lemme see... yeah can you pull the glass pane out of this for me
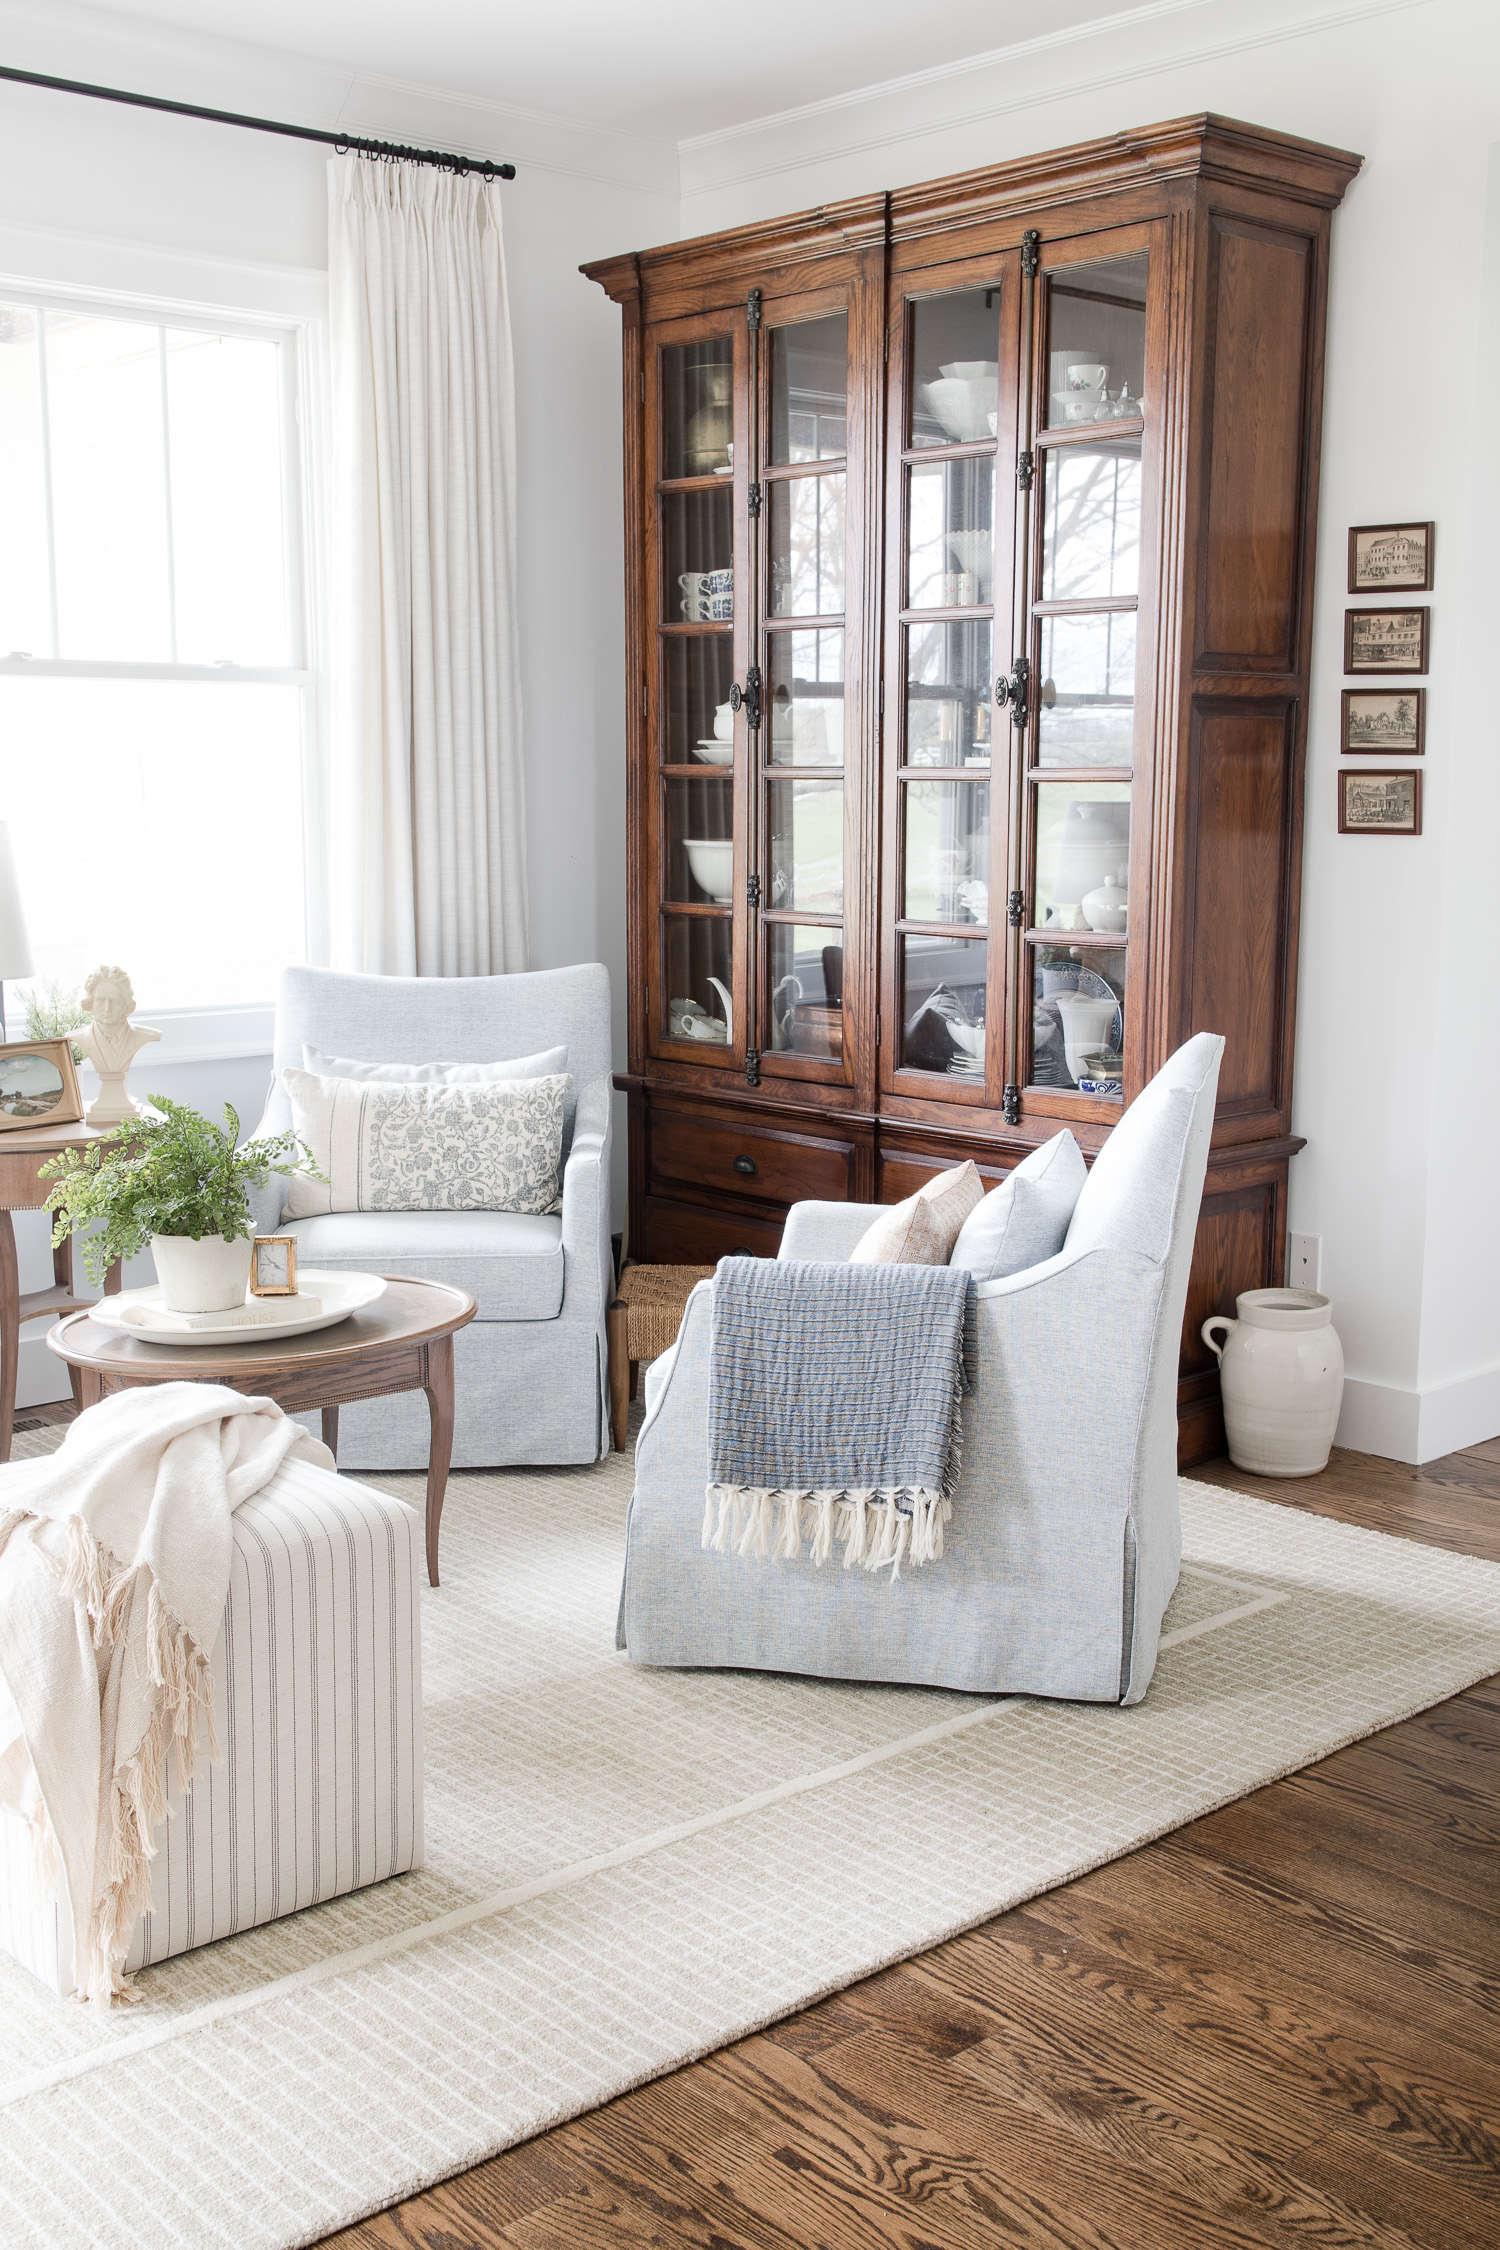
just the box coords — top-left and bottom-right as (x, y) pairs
(662, 488), (734, 622)
(661, 338), (734, 479)
(905, 619), (993, 768)
(907, 456), (994, 610)
(1040, 441), (1141, 602)
(769, 474), (845, 617)
(663, 917), (733, 1048)
(901, 935), (987, 1079)
(0, 307), (51, 658)
(910, 287), (1001, 449)
(1032, 946), (1126, 1099)
(664, 780), (734, 905)
(0, 677), (304, 1006)
(1037, 612), (1137, 768)
(767, 628), (843, 766)
(664, 634), (736, 766)
(1033, 782), (1130, 931)
(769, 925), (844, 1059)
(903, 780), (990, 924)
(1045, 250), (1148, 430)
(768, 778), (843, 914)
(770, 313), (847, 465)
(166, 331), (288, 665)
(45, 311), (171, 660)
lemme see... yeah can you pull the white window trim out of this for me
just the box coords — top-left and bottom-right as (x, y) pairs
(0, 243), (331, 1031)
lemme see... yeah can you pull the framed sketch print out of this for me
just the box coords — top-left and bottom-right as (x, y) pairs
(1348, 520), (1434, 593)
(1340, 688), (1424, 756)
(1338, 769), (1422, 835)
(250, 1235), (299, 1296)
(0, 1039), (84, 1132)
(1344, 606), (1429, 674)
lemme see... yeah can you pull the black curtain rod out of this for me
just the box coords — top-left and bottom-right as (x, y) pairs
(0, 63), (516, 178)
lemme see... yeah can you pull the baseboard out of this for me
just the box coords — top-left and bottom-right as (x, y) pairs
(1336, 1366), (1500, 1465)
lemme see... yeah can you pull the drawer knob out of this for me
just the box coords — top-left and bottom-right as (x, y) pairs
(732, 1154), (758, 1176)
(731, 1244), (752, 1257)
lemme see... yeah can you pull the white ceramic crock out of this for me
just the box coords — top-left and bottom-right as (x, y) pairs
(1202, 1287), (1344, 1479)
(150, 1232), (254, 1314)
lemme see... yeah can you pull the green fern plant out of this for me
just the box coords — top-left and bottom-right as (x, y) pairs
(41, 1098), (322, 1288)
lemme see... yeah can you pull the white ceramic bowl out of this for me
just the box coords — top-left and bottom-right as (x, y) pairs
(682, 838), (733, 901)
(939, 361), (998, 382)
(920, 379), (995, 442)
(693, 739), (734, 767)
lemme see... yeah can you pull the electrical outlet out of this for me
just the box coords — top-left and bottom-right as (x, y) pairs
(1288, 1233), (1321, 1290)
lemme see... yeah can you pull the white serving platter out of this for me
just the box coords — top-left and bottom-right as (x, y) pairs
(89, 1271), (387, 1347)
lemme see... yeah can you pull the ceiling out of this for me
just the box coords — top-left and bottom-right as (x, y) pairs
(68, 0), (1159, 141)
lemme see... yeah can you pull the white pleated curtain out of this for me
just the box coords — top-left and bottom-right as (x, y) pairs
(327, 154), (527, 975)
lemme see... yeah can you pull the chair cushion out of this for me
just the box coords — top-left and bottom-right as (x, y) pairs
(848, 1161), (983, 1265)
(283, 1210), (565, 1322)
(950, 1130), (1087, 1281)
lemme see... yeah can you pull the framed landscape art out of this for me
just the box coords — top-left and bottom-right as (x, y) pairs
(1341, 688), (1424, 755)
(1348, 520), (1434, 593)
(1338, 769), (1422, 835)
(1344, 606), (1429, 674)
(0, 1039), (84, 1132)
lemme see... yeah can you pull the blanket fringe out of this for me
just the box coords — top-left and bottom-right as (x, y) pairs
(703, 1482), (947, 1580)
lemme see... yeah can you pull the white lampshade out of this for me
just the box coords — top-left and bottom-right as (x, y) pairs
(0, 823), (35, 981)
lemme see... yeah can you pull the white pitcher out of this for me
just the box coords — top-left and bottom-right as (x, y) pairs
(1202, 1288), (1344, 1478)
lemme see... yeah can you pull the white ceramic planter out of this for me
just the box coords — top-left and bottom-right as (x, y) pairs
(1202, 1287), (1344, 1479)
(150, 1232), (254, 1314)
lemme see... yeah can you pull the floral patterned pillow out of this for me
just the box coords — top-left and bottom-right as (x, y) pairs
(281, 1068), (572, 1218)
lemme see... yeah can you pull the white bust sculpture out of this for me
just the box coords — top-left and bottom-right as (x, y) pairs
(77, 965), (161, 1126)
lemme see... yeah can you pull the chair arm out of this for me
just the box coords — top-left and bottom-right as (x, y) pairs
(777, 1201), (882, 1263)
(636, 1279), (712, 1454)
(559, 1081), (613, 1324)
(241, 1087), (291, 1236)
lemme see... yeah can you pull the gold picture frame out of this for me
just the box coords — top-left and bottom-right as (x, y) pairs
(0, 1038), (84, 1133)
(249, 1235), (299, 1297)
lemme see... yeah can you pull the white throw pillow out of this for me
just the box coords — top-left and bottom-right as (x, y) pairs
(281, 1068), (572, 1219)
(949, 1130), (1087, 1281)
(848, 1161), (984, 1266)
(302, 1041), (567, 1085)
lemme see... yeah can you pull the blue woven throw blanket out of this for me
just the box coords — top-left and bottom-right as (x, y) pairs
(705, 1257), (974, 1578)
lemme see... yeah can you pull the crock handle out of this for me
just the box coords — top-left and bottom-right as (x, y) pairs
(1201, 1315), (1237, 1361)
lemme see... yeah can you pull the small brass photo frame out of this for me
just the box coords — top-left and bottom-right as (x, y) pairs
(0, 1038), (85, 1132)
(250, 1235), (298, 1297)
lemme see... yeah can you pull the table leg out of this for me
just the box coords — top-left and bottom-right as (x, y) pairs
(0, 1211), (17, 1465)
(421, 1331), (456, 1587)
(79, 1368), (105, 1412)
(51, 1232), (83, 1411)
(321, 1405), (340, 1459)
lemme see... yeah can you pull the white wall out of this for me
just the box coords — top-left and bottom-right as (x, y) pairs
(672, 0), (1500, 1463)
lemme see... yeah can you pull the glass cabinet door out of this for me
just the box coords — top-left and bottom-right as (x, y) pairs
(650, 326), (745, 1060)
(884, 274), (1014, 1100)
(1022, 240), (1150, 1107)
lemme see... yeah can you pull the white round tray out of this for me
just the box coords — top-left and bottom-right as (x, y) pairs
(89, 1271), (388, 1347)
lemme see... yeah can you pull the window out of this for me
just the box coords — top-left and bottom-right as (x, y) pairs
(0, 292), (316, 1013)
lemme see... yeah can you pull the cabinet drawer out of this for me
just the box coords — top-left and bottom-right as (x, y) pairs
(643, 1197), (784, 1264)
(650, 1114), (852, 1207)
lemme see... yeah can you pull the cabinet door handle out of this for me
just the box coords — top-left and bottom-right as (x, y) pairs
(732, 1154), (758, 1176)
(730, 1244), (753, 1257)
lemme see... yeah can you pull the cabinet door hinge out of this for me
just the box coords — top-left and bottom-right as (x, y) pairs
(747, 288), (762, 331)
(1003, 1083), (1022, 1125)
(745, 1045), (761, 1086)
(996, 654), (1030, 728)
(746, 873), (762, 908)
(747, 480), (762, 518)
(642, 680), (648, 720)
(1020, 229), (1040, 280)
(1006, 889), (1025, 928)
(640, 369), (645, 403)
(1017, 449), (1034, 493)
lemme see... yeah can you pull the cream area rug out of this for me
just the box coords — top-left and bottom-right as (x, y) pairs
(2, 1422), (1499, 2250)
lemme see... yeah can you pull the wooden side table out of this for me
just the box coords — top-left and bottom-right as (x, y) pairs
(48, 1276), (477, 1586)
(0, 1121), (123, 1462)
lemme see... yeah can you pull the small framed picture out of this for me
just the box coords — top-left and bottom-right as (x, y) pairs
(1340, 688), (1424, 756)
(250, 1235), (299, 1297)
(1348, 520), (1433, 593)
(0, 1039), (84, 1133)
(1344, 606), (1429, 675)
(1338, 769), (1422, 836)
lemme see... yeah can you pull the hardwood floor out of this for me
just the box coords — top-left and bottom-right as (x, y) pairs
(323, 1441), (1500, 2250)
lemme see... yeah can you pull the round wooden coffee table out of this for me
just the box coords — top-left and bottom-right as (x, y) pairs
(48, 1275), (477, 1587)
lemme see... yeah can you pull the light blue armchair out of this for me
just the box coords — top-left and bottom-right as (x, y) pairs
(247, 963), (614, 1468)
(621, 1034), (1223, 1705)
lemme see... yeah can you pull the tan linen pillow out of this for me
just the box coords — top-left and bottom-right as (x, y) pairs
(848, 1160), (984, 1265)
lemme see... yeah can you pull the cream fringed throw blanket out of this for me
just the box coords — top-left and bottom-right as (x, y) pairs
(0, 1384), (333, 2005)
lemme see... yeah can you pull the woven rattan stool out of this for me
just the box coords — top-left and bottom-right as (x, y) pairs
(607, 1263), (714, 1451)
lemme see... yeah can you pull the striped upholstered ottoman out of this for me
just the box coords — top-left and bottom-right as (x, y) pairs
(0, 1457), (423, 1997)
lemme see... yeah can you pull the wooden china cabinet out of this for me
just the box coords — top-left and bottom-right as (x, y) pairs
(585, 114), (1360, 1465)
